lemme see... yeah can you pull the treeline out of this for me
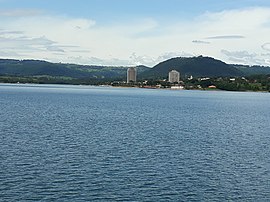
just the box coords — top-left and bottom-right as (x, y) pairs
(185, 75), (270, 91)
(0, 75), (113, 85)
(1, 74), (270, 92)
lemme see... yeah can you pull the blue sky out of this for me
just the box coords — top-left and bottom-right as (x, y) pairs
(1, 0), (270, 66)
(2, 0), (270, 22)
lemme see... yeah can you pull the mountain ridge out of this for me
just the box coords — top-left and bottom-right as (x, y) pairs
(1, 56), (270, 80)
(0, 59), (149, 79)
(140, 56), (243, 79)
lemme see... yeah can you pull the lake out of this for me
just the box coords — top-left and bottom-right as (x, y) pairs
(0, 84), (269, 201)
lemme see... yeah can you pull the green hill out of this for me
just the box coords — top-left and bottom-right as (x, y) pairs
(1, 57), (270, 83)
(140, 56), (243, 79)
(233, 64), (270, 76)
(0, 59), (149, 79)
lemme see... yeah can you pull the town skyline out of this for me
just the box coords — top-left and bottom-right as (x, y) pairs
(1, 0), (270, 66)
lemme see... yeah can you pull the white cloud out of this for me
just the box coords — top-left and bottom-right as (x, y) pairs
(63, 18), (96, 30)
(0, 30), (24, 35)
(192, 40), (210, 44)
(261, 43), (270, 51)
(1, 7), (270, 66)
(221, 50), (256, 58)
(0, 9), (43, 17)
(157, 52), (194, 62)
(206, 35), (245, 39)
(221, 49), (268, 65)
(0, 50), (22, 57)
(0, 35), (63, 52)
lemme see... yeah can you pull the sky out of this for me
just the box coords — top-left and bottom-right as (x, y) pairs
(1, 0), (270, 66)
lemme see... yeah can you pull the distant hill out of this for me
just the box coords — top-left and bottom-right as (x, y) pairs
(140, 56), (243, 79)
(0, 59), (149, 79)
(233, 64), (270, 76)
(1, 57), (270, 81)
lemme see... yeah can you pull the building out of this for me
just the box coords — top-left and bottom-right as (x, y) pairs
(168, 70), (180, 83)
(208, 85), (217, 89)
(127, 67), (137, 83)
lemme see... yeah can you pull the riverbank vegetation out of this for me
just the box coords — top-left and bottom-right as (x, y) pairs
(1, 74), (269, 92)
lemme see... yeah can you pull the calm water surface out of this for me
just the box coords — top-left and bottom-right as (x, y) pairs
(0, 84), (269, 201)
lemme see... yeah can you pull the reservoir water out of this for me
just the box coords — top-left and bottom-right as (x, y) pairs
(0, 84), (269, 201)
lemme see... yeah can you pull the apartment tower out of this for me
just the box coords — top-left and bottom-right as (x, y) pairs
(127, 67), (137, 83)
(168, 70), (180, 83)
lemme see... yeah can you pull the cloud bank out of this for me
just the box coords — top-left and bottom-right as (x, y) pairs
(206, 35), (245, 40)
(192, 40), (210, 44)
(0, 9), (43, 17)
(261, 43), (270, 51)
(0, 7), (270, 66)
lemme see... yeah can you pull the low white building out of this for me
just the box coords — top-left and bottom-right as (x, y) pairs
(171, 86), (184, 90)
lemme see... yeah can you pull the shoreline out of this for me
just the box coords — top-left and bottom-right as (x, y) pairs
(1, 82), (269, 93)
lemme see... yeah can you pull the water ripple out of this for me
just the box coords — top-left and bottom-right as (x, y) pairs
(0, 85), (269, 201)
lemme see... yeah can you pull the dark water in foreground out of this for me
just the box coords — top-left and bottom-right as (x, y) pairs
(0, 84), (269, 201)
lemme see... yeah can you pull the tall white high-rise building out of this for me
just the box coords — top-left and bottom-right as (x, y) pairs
(168, 70), (180, 83)
(127, 67), (137, 83)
